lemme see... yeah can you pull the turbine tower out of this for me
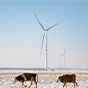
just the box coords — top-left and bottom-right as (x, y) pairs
(34, 13), (58, 71)
(58, 47), (67, 70)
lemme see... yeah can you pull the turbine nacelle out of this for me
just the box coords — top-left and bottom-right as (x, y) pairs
(44, 30), (48, 33)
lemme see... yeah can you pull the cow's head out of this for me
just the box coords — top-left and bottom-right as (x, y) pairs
(56, 76), (60, 82)
(13, 75), (23, 83)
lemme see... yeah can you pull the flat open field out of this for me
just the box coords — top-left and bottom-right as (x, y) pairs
(0, 71), (88, 88)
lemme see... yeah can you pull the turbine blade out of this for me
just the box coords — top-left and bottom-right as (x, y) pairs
(40, 33), (45, 58)
(58, 54), (64, 58)
(46, 23), (59, 31)
(64, 47), (66, 54)
(64, 56), (67, 62)
(33, 12), (45, 31)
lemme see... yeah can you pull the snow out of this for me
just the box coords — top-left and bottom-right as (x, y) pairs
(0, 70), (88, 88)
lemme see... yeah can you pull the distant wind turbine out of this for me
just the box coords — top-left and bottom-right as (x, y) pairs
(34, 12), (58, 71)
(58, 47), (67, 70)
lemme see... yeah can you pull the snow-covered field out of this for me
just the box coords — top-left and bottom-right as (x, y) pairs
(0, 70), (88, 88)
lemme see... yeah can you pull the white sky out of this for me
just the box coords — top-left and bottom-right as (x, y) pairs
(0, 1), (88, 69)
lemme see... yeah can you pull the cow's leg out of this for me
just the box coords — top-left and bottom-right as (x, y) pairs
(63, 82), (66, 88)
(66, 84), (67, 88)
(63, 84), (64, 88)
(33, 78), (37, 88)
(36, 75), (38, 88)
(33, 80), (37, 88)
(73, 83), (75, 88)
(22, 82), (24, 88)
(29, 81), (33, 88)
(75, 81), (78, 86)
(29, 77), (34, 88)
(36, 82), (37, 88)
(34, 81), (37, 88)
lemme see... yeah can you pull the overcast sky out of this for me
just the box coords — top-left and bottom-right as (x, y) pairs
(0, 1), (88, 69)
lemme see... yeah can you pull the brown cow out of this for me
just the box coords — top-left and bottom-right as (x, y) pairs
(57, 74), (77, 88)
(14, 73), (38, 88)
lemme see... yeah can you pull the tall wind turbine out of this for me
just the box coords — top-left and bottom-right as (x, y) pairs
(34, 13), (58, 71)
(58, 47), (67, 70)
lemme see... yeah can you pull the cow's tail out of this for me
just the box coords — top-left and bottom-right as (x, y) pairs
(36, 74), (39, 83)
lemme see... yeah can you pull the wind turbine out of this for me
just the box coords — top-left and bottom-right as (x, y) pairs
(58, 47), (67, 70)
(34, 13), (58, 71)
